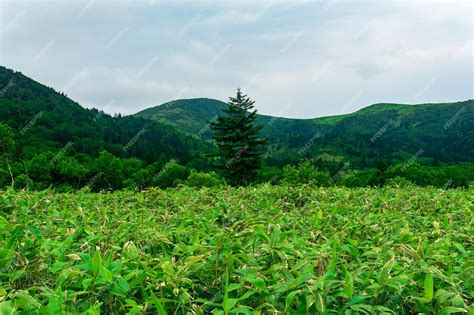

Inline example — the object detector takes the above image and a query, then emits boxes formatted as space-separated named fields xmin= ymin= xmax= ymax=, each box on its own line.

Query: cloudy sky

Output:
xmin=0 ymin=0 xmax=472 ymax=118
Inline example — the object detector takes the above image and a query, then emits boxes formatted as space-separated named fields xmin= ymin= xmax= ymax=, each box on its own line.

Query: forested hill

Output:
xmin=135 ymin=98 xmax=473 ymax=166
xmin=135 ymin=98 xmax=227 ymax=135
xmin=0 ymin=66 xmax=207 ymax=164
xmin=1 ymin=64 xmax=472 ymax=173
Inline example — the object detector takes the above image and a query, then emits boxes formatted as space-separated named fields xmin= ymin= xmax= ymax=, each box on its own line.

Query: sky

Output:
xmin=0 ymin=0 xmax=472 ymax=118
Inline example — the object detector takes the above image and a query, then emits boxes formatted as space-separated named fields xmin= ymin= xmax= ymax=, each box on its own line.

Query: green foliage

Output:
xmin=210 ymin=88 xmax=268 ymax=185
xmin=384 ymin=176 xmax=415 ymax=188
xmin=0 ymin=66 xmax=473 ymax=190
xmin=0 ymin=67 xmax=210 ymax=189
xmin=385 ymin=163 xmax=473 ymax=188
xmin=339 ymin=169 xmax=384 ymax=187
xmin=137 ymin=96 xmax=474 ymax=167
xmin=135 ymin=98 xmax=227 ymax=137
xmin=184 ymin=171 xmax=224 ymax=187
xmin=0 ymin=185 xmax=471 ymax=313
xmin=0 ymin=123 xmax=14 ymax=154
xmin=258 ymin=161 xmax=473 ymax=189
xmin=281 ymin=161 xmax=331 ymax=185
xmin=154 ymin=160 xmax=191 ymax=188
xmin=0 ymin=123 xmax=15 ymax=187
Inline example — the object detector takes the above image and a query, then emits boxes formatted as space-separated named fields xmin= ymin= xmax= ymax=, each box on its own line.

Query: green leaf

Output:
xmin=125 ymin=299 xmax=137 ymax=306
xmin=228 ymin=283 xmax=242 ymax=292
xmin=149 ymin=291 xmax=167 ymax=315
xmin=453 ymin=242 xmax=465 ymax=254
xmin=238 ymin=290 xmax=256 ymax=301
xmin=435 ymin=289 xmax=454 ymax=304
xmin=314 ymin=291 xmax=326 ymax=313
xmin=86 ymin=302 xmax=102 ymax=315
xmin=229 ymin=307 xmax=253 ymax=314
xmin=92 ymin=250 xmax=102 ymax=277
xmin=223 ymin=298 xmax=238 ymax=312
xmin=101 ymin=266 xmax=113 ymax=282
xmin=379 ymin=258 xmax=395 ymax=284
xmin=317 ymin=209 xmax=323 ymax=220
xmin=343 ymin=265 xmax=353 ymax=299
xmin=82 ymin=278 xmax=93 ymax=290
xmin=424 ymin=273 xmax=434 ymax=301
xmin=0 ymin=301 xmax=15 ymax=315
xmin=285 ymin=290 xmax=302 ymax=312
xmin=439 ymin=307 xmax=468 ymax=314
xmin=14 ymin=291 xmax=40 ymax=310
xmin=47 ymin=295 xmax=63 ymax=314
xmin=342 ymin=295 xmax=371 ymax=312
xmin=123 ymin=241 xmax=139 ymax=259
xmin=116 ymin=277 xmax=130 ymax=292
xmin=246 ymin=276 xmax=268 ymax=292
xmin=451 ymin=295 xmax=465 ymax=308
xmin=0 ymin=248 xmax=14 ymax=268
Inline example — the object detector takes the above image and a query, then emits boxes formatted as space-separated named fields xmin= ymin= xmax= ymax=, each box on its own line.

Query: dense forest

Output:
xmin=136 ymin=98 xmax=473 ymax=167
xmin=0 ymin=65 xmax=472 ymax=190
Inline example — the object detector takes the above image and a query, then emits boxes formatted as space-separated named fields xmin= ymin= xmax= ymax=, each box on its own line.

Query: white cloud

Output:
xmin=0 ymin=0 xmax=471 ymax=118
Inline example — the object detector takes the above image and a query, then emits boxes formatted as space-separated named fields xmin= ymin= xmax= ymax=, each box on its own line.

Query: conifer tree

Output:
xmin=210 ymin=88 xmax=268 ymax=185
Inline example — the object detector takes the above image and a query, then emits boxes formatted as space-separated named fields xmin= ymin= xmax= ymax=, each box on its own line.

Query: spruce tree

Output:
xmin=210 ymin=88 xmax=268 ymax=185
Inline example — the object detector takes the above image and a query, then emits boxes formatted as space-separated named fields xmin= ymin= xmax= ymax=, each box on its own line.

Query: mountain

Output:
xmin=0 ymin=66 xmax=206 ymax=164
xmin=1 ymin=63 xmax=472 ymax=174
xmin=134 ymin=98 xmax=474 ymax=166
xmin=135 ymin=98 xmax=227 ymax=136
xmin=0 ymin=65 xmax=472 ymax=189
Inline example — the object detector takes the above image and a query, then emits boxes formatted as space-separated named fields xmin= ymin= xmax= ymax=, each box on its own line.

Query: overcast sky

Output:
xmin=0 ymin=0 xmax=472 ymax=118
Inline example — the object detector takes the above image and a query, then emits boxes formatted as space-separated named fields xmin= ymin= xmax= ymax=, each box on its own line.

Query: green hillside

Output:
xmin=134 ymin=98 xmax=474 ymax=166
xmin=135 ymin=98 xmax=227 ymax=136
xmin=0 ymin=66 xmax=207 ymax=163
xmin=0 ymin=66 xmax=212 ymax=190
xmin=0 ymin=65 xmax=472 ymax=190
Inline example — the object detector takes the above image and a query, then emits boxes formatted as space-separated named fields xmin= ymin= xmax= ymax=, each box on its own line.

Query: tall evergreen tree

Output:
xmin=210 ymin=88 xmax=268 ymax=185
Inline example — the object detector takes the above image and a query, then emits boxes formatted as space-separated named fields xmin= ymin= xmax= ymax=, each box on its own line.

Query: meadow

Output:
xmin=0 ymin=185 xmax=472 ymax=314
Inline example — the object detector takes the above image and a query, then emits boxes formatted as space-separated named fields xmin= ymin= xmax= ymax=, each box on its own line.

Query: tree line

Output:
xmin=1 ymin=88 xmax=472 ymax=191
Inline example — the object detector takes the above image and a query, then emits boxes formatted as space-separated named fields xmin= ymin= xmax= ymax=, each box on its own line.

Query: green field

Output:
xmin=0 ymin=185 xmax=472 ymax=314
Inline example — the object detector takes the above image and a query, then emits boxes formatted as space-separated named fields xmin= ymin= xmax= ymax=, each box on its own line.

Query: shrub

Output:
xmin=281 ymin=161 xmax=331 ymax=185
xmin=184 ymin=171 xmax=224 ymax=187
xmin=13 ymin=174 xmax=33 ymax=190
xmin=154 ymin=160 xmax=191 ymax=188
xmin=339 ymin=169 xmax=383 ymax=187
xmin=385 ymin=176 xmax=415 ymax=188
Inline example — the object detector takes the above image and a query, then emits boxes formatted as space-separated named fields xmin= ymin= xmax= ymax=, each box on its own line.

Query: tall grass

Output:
xmin=0 ymin=185 xmax=472 ymax=314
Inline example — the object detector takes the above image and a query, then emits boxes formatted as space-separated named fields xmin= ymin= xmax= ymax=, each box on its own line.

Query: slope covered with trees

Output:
xmin=0 ymin=65 xmax=472 ymax=190
xmin=136 ymin=98 xmax=473 ymax=167
xmin=135 ymin=98 xmax=227 ymax=137
xmin=0 ymin=66 xmax=209 ymax=190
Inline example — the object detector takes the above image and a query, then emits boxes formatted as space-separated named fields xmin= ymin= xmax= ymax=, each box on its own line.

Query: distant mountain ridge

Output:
xmin=0 ymin=64 xmax=472 ymax=170
xmin=134 ymin=98 xmax=473 ymax=166
xmin=0 ymin=65 xmax=206 ymax=164
xmin=135 ymin=98 xmax=227 ymax=136
xmin=133 ymin=98 xmax=469 ymax=134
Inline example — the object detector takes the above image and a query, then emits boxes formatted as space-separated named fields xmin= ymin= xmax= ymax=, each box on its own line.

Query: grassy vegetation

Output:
xmin=0 ymin=185 xmax=472 ymax=314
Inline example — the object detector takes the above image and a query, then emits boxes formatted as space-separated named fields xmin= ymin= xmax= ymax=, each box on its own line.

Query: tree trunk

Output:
xmin=4 ymin=156 xmax=14 ymax=188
